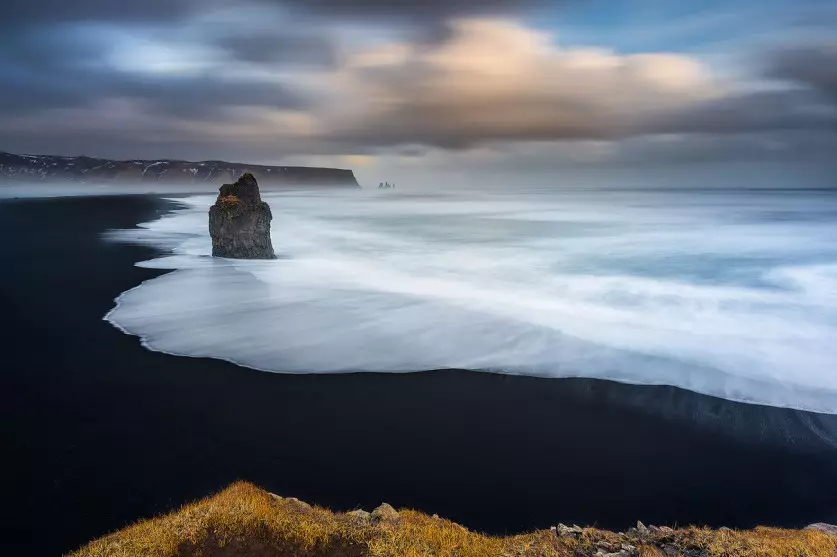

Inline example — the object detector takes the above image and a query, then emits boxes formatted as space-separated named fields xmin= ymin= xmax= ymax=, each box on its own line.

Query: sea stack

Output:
xmin=209 ymin=172 xmax=276 ymax=259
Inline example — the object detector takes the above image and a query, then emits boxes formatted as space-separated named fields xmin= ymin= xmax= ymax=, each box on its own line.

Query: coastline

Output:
xmin=3 ymin=195 xmax=837 ymax=556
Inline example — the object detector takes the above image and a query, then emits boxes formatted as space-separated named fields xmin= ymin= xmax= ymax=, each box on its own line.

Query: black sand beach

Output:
xmin=4 ymin=196 xmax=837 ymax=556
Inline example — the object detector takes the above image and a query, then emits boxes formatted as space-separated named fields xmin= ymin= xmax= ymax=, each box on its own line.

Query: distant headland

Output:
xmin=0 ymin=151 xmax=360 ymax=188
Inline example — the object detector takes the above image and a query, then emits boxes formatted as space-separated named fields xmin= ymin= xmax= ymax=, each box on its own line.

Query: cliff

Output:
xmin=209 ymin=173 xmax=276 ymax=259
xmin=0 ymin=151 xmax=359 ymax=188
xmin=70 ymin=482 xmax=836 ymax=557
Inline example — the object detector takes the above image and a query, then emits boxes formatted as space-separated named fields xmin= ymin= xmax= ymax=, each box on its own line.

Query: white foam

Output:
xmin=105 ymin=188 xmax=837 ymax=413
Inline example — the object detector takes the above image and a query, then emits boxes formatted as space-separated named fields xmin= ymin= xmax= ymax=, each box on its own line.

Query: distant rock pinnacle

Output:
xmin=208 ymin=172 xmax=276 ymax=259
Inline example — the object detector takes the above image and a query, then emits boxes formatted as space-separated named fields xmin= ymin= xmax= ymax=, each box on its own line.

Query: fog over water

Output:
xmin=106 ymin=186 xmax=837 ymax=414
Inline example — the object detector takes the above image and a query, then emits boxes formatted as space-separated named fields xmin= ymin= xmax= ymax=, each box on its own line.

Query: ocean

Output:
xmin=4 ymin=193 xmax=837 ymax=555
xmin=108 ymin=186 xmax=837 ymax=415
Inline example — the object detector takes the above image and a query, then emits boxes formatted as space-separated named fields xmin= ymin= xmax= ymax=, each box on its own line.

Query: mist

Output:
xmin=0 ymin=181 xmax=355 ymax=199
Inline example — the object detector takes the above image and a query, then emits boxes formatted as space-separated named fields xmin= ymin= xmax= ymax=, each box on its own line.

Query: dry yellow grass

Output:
xmin=70 ymin=482 xmax=837 ymax=557
xmin=682 ymin=525 xmax=837 ymax=557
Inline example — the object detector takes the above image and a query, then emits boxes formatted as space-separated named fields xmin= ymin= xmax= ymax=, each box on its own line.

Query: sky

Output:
xmin=2 ymin=0 xmax=836 ymax=187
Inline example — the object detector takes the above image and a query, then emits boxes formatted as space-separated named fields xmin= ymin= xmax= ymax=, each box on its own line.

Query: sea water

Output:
xmin=105 ymin=187 xmax=837 ymax=414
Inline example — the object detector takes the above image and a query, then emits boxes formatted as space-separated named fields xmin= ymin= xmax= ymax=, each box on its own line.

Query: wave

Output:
xmin=105 ymin=188 xmax=837 ymax=414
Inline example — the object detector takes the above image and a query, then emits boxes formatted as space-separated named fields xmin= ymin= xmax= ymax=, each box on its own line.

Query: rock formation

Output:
xmin=808 ymin=523 xmax=837 ymax=534
xmin=209 ymin=172 xmax=276 ymax=259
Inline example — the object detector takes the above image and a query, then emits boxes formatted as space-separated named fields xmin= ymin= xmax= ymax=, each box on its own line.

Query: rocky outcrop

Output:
xmin=0 ymin=151 xmax=360 ymax=188
xmin=345 ymin=504 xmax=400 ymax=526
xmin=808 ymin=523 xmax=837 ymax=534
xmin=208 ymin=173 xmax=275 ymax=259
xmin=347 ymin=510 xmax=372 ymax=524
xmin=370 ymin=503 xmax=401 ymax=524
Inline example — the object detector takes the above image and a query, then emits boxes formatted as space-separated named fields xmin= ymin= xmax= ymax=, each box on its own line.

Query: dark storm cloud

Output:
xmin=1 ymin=0 xmax=201 ymax=28
xmin=4 ymin=0 xmax=553 ymax=28
xmin=1 ymin=69 xmax=306 ymax=118
xmin=0 ymin=109 xmax=343 ymax=163
xmin=646 ymin=90 xmax=837 ymax=136
xmin=325 ymin=89 xmax=837 ymax=152
xmin=217 ymin=33 xmax=337 ymax=67
xmin=0 ymin=70 xmax=305 ymax=118
xmin=117 ymin=75 xmax=307 ymax=116
xmin=276 ymin=0 xmax=549 ymax=21
xmin=767 ymin=41 xmax=837 ymax=100
xmin=611 ymin=131 xmax=837 ymax=165
xmin=0 ymin=27 xmax=306 ymax=118
xmin=0 ymin=0 xmax=559 ymax=118
xmin=0 ymin=29 xmax=104 ymax=112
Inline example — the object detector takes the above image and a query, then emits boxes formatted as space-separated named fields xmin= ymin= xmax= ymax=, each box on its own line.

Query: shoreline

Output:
xmin=104 ymin=192 xmax=837 ymax=416
xmin=3 ymin=195 xmax=837 ymax=555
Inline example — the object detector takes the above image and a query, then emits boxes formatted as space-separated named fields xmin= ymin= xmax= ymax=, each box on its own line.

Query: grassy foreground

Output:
xmin=71 ymin=481 xmax=836 ymax=557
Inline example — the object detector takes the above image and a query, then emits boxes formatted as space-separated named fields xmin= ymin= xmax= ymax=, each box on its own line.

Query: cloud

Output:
xmin=1 ymin=4 xmax=835 ymax=167
xmin=314 ymin=19 xmax=836 ymax=149
xmin=646 ymin=90 xmax=837 ymax=135
xmin=0 ymin=99 xmax=328 ymax=162
xmin=275 ymin=0 xmax=550 ymax=23
xmin=3 ymin=0 xmax=553 ymax=29
xmin=767 ymin=40 xmax=837 ymax=100
xmin=216 ymin=32 xmax=337 ymax=67
xmin=1 ymin=0 xmax=202 ymax=28
xmin=0 ymin=26 xmax=307 ymax=117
